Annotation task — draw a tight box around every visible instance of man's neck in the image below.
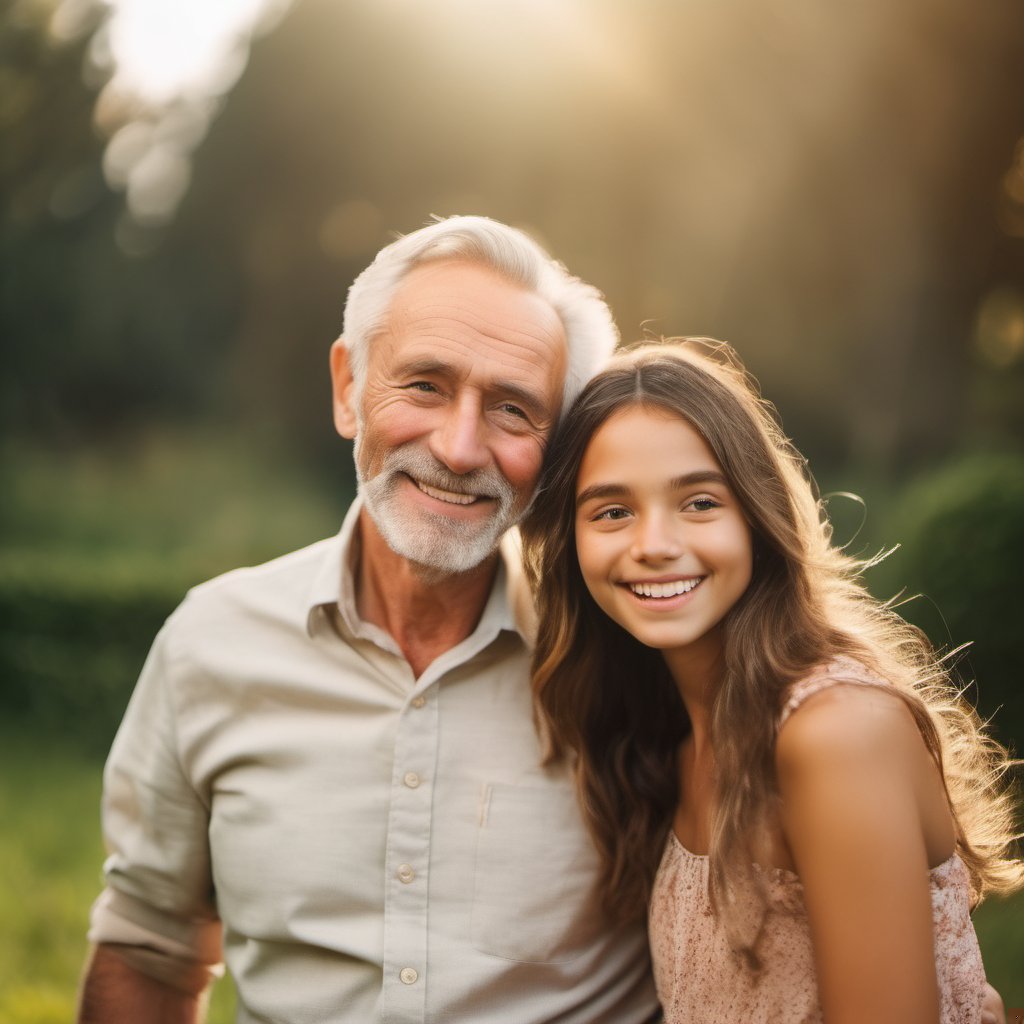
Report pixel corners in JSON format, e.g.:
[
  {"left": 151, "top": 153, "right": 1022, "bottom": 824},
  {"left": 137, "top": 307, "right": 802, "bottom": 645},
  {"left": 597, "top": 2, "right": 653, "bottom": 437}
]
[{"left": 354, "top": 511, "right": 500, "bottom": 678}]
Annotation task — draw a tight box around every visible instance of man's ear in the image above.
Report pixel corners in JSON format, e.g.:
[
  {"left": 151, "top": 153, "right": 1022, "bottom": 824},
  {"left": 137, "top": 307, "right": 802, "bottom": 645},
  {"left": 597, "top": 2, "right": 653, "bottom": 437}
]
[{"left": 330, "top": 338, "right": 359, "bottom": 439}]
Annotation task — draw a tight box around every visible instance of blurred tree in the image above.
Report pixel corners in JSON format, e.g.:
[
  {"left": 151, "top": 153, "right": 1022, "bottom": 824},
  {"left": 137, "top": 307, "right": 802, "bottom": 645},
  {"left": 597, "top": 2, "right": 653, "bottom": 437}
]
[
  {"left": 155, "top": 0, "right": 1024, "bottom": 471},
  {"left": 4, "top": 0, "right": 1023, "bottom": 476},
  {"left": 1, "top": 0, "right": 238, "bottom": 445}
]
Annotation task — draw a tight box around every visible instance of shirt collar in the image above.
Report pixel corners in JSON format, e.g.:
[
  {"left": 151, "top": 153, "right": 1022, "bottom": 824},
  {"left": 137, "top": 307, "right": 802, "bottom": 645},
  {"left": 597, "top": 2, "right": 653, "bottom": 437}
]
[{"left": 305, "top": 495, "right": 536, "bottom": 645}]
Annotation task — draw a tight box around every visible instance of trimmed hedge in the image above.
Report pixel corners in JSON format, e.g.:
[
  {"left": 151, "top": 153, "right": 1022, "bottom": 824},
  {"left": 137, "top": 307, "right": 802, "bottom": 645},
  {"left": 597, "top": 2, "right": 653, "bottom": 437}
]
[
  {"left": 0, "top": 553, "right": 190, "bottom": 755},
  {"left": 0, "top": 436, "right": 348, "bottom": 754},
  {"left": 879, "top": 452, "right": 1024, "bottom": 752}
]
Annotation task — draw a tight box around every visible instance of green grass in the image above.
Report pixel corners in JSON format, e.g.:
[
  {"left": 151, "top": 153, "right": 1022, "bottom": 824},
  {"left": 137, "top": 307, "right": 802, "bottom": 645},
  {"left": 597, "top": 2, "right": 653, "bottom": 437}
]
[
  {"left": 0, "top": 731, "right": 235, "bottom": 1024},
  {"left": 2, "top": 728, "right": 1021, "bottom": 1021}
]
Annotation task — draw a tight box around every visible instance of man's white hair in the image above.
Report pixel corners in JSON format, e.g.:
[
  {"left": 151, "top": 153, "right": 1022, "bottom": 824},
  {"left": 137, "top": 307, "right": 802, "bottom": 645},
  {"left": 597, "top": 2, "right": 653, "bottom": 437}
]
[{"left": 341, "top": 215, "right": 619, "bottom": 410}]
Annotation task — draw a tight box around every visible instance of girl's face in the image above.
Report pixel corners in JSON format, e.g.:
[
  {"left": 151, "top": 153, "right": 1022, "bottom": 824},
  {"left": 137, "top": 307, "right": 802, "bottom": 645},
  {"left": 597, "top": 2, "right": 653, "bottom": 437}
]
[{"left": 574, "top": 405, "right": 754, "bottom": 667}]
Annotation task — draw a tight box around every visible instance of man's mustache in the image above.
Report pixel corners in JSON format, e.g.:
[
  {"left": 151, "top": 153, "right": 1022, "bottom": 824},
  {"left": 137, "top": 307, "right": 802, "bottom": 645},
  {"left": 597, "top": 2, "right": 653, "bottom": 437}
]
[{"left": 376, "top": 446, "right": 516, "bottom": 505}]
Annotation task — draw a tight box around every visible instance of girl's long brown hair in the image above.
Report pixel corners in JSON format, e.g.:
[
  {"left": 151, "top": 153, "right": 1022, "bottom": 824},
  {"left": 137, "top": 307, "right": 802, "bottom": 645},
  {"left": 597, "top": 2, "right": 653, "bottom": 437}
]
[{"left": 522, "top": 339, "right": 1022, "bottom": 952}]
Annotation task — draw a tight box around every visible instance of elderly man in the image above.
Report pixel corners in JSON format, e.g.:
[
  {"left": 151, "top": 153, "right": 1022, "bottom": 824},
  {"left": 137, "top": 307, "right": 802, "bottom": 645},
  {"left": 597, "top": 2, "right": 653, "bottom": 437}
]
[{"left": 77, "top": 216, "right": 660, "bottom": 1023}]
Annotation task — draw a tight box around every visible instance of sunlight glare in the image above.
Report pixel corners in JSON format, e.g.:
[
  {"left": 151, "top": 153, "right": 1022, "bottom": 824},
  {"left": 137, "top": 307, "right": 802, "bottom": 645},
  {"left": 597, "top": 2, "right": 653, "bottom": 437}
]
[
  {"left": 103, "top": 0, "right": 282, "bottom": 104},
  {"left": 58, "top": 0, "right": 295, "bottom": 235}
]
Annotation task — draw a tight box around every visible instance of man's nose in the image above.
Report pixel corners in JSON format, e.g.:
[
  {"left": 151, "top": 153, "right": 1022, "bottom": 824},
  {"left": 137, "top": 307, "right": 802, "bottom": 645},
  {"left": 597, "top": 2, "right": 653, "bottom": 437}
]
[
  {"left": 630, "top": 510, "right": 683, "bottom": 563},
  {"left": 429, "top": 395, "right": 490, "bottom": 475}
]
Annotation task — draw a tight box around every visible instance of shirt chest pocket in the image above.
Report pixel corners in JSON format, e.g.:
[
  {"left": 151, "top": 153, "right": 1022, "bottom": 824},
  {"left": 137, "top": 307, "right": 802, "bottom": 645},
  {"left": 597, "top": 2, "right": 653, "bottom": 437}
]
[{"left": 471, "top": 780, "right": 605, "bottom": 963}]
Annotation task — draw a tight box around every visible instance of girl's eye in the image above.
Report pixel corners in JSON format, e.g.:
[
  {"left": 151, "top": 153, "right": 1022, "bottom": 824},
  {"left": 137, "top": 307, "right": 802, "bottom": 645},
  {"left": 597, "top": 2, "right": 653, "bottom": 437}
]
[
  {"left": 687, "top": 497, "right": 720, "bottom": 512},
  {"left": 593, "top": 507, "right": 631, "bottom": 522}
]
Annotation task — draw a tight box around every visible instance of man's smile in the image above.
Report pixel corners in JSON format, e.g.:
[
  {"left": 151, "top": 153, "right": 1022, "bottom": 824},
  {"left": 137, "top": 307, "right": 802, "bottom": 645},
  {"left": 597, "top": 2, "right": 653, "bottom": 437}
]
[
  {"left": 412, "top": 477, "right": 484, "bottom": 506},
  {"left": 399, "top": 472, "right": 497, "bottom": 510}
]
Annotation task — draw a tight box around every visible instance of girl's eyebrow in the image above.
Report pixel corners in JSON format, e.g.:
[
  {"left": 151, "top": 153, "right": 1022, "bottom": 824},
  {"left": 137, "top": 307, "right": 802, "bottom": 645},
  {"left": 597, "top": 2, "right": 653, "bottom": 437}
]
[
  {"left": 575, "top": 470, "right": 728, "bottom": 509},
  {"left": 668, "top": 470, "right": 728, "bottom": 490},
  {"left": 575, "top": 482, "right": 632, "bottom": 508}
]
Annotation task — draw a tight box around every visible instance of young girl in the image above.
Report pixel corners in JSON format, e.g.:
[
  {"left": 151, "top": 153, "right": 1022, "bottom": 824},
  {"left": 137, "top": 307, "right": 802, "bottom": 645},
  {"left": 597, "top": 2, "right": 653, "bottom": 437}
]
[{"left": 522, "top": 339, "right": 1021, "bottom": 1024}]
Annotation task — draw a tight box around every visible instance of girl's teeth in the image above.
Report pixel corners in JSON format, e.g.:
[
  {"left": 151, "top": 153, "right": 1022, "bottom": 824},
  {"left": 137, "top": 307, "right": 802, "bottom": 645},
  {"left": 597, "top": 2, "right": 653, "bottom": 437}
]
[{"left": 629, "top": 578, "right": 701, "bottom": 598}]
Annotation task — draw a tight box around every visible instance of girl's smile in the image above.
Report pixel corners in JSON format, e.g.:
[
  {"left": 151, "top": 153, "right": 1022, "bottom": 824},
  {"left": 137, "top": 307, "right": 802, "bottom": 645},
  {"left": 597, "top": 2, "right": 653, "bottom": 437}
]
[{"left": 624, "top": 575, "right": 705, "bottom": 600}]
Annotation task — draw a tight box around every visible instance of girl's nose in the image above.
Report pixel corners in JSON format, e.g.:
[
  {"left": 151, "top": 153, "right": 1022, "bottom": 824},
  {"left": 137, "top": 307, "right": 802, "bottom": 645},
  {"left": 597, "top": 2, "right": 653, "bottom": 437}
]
[{"left": 630, "top": 511, "right": 683, "bottom": 563}]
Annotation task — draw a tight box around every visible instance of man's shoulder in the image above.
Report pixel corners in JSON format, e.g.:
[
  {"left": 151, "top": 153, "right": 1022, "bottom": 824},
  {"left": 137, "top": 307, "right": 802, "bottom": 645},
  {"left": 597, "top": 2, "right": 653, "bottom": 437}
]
[
  {"left": 190, "top": 535, "right": 338, "bottom": 595},
  {"left": 171, "top": 534, "right": 340, "bottom": 632}
]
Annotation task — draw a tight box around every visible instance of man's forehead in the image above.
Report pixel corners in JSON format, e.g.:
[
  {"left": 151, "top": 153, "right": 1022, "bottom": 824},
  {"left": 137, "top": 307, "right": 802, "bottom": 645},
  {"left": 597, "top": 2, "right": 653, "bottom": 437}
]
[
  {"left": 388, "top": 261, "right": 557, "bottom": 331},
  {"left": 393, "top": 257, "right": 524, "bottom": 300},
  {"left": 379, "top": 261, "right": 567, "bottom": 388}
]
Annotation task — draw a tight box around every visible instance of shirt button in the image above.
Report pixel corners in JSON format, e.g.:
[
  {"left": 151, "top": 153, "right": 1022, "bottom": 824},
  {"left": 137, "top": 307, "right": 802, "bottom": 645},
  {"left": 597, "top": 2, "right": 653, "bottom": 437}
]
[
  {"left": 400, "top": 967, "right": 418, "bottom": 985},
  {"left": 403, "top": 771, "right": 421, "bottom": 789},
  {"left": 397, "top": 863, "right": 415, "bottom": 884},
  {"left": 411, "top": 696, "right": 426, "bottom": 708}
]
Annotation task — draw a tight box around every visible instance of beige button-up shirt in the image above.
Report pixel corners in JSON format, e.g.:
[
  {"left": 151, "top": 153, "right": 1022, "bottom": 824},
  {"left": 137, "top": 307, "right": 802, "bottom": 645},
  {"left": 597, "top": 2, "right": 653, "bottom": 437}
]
[{"left": 90, "top": 498, "right": 658, "bottom": 1023}]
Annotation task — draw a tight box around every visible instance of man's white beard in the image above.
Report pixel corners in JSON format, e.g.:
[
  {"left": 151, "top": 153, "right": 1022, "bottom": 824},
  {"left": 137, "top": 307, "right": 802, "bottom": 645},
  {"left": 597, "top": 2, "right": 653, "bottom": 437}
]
[{"left": 355, "top": 437, "right": 527, "bottom": 575}]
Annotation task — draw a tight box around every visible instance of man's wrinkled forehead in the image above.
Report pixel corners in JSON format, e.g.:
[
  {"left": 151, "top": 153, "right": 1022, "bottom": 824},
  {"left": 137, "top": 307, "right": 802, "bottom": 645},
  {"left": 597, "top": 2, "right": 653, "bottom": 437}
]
[{"left": 379, "top": 259, "right": 568, "bottom": 405}]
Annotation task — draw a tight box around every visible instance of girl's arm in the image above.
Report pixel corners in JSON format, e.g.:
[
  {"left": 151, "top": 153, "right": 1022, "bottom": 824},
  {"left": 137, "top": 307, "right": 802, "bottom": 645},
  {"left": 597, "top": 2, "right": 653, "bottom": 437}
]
[{"left": 776, "top": 685, "right": 944, "bottom": 1024}]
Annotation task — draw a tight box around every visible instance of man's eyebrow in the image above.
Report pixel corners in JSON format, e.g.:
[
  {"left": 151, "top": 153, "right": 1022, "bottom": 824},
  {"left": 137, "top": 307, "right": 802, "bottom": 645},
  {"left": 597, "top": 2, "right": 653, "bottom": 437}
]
[
  {"left": 396, "top": 358, "right": 549, "bottom": 419},
  {"left": 396, "top": 357, "right": 453, "bottom": 379},
  {"left": 491, "top": 380, "right": 548, "bottom": 419},
  {"left": 575, "top": 471, "right": 729, "bottom": 509}
]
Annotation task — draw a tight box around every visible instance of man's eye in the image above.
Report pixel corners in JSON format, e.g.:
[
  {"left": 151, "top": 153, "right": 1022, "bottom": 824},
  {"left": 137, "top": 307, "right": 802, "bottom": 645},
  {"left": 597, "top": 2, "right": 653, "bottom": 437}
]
[
  {"left": 500, "top": 403, "right": 528, "bottom": 420},
  {"left": 406, "top": 381, "right": 438, "bottom": 394}
]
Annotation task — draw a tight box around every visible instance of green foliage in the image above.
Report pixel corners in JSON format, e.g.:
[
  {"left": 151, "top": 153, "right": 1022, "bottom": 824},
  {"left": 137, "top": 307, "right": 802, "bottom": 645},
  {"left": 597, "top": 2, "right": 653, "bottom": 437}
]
[
  {"left": 879, "top": 452, "right": 1024, "bottom": 750},
  {"left": 973, "top": 889, "right": 1024, "bottom": 1008}
]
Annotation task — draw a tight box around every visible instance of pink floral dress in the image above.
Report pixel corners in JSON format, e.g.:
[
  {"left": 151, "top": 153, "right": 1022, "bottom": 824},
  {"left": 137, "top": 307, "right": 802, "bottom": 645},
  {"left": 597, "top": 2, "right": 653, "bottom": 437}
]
[{"left": 648, "top": 662, "right": 985, "bottom": 1023}]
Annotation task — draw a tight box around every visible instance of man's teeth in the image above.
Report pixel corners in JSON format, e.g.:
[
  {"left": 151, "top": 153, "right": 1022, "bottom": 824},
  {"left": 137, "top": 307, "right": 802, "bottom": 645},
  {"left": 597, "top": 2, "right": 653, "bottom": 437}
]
[
  {"left": 416, "top": 480, "right": 478, "bottom": 505},
  {"left": 629, "top": 578, "right": 702, "bottom": 598}
]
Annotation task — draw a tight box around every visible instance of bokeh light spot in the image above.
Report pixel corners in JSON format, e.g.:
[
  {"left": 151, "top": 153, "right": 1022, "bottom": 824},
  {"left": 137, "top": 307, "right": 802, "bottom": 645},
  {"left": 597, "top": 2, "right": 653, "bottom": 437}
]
[{"left": 974, "top": 287, "right": 1024, "bottom": 369}]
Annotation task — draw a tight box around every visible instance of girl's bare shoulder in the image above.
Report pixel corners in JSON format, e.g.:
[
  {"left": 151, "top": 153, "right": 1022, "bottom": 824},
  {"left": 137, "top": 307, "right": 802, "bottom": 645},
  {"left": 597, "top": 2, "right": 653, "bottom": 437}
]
[{"left": 776, "top": 663, "right": 924, "bottom": 780}]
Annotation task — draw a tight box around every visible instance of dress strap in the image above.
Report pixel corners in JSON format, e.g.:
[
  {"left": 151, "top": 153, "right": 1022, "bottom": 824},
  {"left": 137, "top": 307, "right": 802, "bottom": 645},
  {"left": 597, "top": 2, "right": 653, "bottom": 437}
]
[{"left": 779, "top": 656, "right": 893, "bottom": 729}]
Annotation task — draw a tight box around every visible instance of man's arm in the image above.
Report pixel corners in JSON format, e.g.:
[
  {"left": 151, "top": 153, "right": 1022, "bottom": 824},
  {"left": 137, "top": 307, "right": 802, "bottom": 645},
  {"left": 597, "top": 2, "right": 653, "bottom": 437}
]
[
  {"left": 82, "top": 615, "right": 222, "bottom": 1023},
  {"left": 77, "top": 943, "right": 209, "bottom": 1024}
]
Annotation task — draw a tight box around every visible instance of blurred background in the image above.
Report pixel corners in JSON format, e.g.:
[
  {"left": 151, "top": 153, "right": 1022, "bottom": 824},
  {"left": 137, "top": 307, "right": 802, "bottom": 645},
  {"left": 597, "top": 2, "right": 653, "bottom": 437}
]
[{"left": 2, "top": 0, "right": 1023, "bottom": 1018}]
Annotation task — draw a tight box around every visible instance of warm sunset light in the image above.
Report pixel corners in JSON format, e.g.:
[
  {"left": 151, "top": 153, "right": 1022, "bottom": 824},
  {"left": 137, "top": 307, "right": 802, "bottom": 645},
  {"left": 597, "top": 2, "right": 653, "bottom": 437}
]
[{"left": 6, "top": 1, "right": 1024, "bottom": 1019}]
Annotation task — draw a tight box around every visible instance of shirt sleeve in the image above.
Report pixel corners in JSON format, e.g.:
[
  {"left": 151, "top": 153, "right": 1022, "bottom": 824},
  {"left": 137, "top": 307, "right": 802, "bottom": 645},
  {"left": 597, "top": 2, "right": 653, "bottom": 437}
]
[{"left": 88, "top": 615, "right": 223, "bottom": 983}]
